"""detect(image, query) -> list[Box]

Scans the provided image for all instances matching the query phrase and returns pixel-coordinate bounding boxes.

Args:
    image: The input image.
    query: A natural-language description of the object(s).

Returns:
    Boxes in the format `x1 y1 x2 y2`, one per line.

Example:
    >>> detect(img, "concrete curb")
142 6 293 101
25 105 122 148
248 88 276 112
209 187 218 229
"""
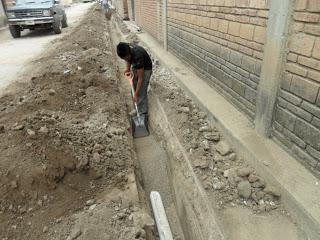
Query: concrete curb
138 32 320 239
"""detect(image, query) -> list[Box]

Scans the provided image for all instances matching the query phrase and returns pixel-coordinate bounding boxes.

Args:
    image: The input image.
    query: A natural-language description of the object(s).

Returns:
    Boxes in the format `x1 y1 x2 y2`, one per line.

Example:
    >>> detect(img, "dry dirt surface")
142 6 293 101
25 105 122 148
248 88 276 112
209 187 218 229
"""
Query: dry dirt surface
0 6 150 240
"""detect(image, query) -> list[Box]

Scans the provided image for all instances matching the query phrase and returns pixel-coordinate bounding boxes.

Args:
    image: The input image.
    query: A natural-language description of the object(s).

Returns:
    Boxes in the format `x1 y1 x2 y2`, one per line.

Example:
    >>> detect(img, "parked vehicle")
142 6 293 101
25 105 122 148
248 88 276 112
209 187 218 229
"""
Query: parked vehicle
5 0 68 38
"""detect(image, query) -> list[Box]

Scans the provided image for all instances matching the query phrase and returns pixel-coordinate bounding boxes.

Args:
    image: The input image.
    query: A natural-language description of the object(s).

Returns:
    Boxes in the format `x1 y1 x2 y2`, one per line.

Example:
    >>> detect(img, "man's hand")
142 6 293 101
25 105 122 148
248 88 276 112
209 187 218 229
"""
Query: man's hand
133 92 139 103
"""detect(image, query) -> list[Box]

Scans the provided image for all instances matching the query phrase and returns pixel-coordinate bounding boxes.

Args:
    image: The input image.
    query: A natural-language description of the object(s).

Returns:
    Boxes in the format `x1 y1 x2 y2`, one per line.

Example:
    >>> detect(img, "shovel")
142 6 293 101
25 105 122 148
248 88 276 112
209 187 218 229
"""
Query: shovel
125 72 149 138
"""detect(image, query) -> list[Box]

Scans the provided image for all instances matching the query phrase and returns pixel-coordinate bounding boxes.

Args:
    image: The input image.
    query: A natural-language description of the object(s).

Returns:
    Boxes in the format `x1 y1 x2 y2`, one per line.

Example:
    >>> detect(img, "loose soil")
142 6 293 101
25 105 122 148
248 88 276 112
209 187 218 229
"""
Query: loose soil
0 6 150 240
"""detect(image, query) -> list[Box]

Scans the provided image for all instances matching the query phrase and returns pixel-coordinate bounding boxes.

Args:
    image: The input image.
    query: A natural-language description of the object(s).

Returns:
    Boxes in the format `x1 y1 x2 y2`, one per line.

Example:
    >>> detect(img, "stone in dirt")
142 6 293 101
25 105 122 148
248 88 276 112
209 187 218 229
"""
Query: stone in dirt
213 180 225 190
237 167 253 177
67 228 82 240
237 180 252 199
264 186 281 198
12 124 24 131
0 125 4 133
200 140 210 151
228 153 237 161
48 89 56 96
215 141 231 156
10 180 18 189
248 174 259 183
204 132 220 141
199 126 211 132
178 107 190 113
39 126 49 134
193 158 209 169
92 152 101 163
251 179 266 188
198 112 207 119
43 226 48 233
27 129 36 138
86 199 96 206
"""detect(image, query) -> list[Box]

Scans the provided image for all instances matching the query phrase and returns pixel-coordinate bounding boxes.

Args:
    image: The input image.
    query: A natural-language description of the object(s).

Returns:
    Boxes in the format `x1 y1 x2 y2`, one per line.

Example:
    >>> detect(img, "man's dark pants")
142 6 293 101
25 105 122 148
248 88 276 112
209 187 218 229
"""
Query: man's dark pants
133 69 152 115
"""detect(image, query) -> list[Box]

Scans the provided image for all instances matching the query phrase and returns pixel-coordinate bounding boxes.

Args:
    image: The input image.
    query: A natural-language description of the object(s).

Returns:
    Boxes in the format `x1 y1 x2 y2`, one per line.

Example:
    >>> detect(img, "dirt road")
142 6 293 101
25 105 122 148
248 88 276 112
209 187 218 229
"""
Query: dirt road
0 3 94 92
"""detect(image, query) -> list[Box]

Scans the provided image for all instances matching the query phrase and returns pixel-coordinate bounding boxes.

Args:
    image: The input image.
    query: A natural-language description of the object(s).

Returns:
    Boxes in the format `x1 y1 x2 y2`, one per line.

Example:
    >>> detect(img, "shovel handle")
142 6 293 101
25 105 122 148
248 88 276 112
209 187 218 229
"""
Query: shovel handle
124 71 140 117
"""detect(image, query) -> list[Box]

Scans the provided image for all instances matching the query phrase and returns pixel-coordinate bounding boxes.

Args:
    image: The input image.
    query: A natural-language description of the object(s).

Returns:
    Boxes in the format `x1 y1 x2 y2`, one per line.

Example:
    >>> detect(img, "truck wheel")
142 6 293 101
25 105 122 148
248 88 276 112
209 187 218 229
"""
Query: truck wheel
9 25 21 38
62 13 68 28
53 16 62 34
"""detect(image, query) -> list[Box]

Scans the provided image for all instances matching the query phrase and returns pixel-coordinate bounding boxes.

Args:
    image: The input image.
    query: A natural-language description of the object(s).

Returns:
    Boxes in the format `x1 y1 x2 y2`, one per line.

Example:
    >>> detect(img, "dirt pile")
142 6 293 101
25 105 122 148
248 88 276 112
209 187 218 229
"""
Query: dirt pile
149 61 283 213
0 5 148 240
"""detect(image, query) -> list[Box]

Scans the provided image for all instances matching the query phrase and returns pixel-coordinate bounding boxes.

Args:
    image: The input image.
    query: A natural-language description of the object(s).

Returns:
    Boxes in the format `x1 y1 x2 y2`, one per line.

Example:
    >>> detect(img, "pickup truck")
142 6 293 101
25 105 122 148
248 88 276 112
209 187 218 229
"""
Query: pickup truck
5 0 68 38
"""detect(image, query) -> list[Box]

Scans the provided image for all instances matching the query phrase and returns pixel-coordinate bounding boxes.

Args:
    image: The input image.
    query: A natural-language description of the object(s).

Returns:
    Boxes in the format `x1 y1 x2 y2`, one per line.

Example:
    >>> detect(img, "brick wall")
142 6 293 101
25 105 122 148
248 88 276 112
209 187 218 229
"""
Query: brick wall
167 0 270 119
132 0 163 43
273 0 320 169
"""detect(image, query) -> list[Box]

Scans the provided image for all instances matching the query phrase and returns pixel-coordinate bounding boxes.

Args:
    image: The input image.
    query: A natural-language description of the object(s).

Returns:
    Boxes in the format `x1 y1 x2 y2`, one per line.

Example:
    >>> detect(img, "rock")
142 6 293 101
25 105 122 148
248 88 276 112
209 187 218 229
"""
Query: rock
179 107 190 113
19 206 27 214
204 132 220 141
93 143 103 153
86 199 96 206
12 124 24 131
228 153 237 161
39 126 49 134
237 181 252 199
264 186 281 198
48 89 56 96
199 126 211 132
92 153 101 163
67 228 82 240
193 158 209 169
213 181 225 190
251 179 266 188
10 180 18 189
89 204 97 210
43 226 48 233
63 69 71 75
237 167 253 177
256 191 265 200
215 141 231 156
248 174 259 183
198 112 207 119
27 129 36 138
0 125 4 133
201 140 210 151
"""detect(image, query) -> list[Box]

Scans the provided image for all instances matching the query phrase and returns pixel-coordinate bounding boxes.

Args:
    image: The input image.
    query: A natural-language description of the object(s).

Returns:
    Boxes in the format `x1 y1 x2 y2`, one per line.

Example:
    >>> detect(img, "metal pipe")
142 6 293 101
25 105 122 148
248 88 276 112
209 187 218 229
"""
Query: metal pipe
150 191 174 240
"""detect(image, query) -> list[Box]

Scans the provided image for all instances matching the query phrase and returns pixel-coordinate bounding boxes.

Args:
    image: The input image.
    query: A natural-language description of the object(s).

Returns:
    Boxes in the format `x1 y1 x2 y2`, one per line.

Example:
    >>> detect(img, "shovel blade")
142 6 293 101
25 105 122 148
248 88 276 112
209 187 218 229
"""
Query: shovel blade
132 114 149 138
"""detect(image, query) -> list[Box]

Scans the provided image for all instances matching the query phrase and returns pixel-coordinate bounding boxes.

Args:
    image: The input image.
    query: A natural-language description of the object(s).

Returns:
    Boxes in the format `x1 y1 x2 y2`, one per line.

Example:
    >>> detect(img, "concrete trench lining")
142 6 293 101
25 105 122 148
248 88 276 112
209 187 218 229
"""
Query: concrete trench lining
148 93 225 240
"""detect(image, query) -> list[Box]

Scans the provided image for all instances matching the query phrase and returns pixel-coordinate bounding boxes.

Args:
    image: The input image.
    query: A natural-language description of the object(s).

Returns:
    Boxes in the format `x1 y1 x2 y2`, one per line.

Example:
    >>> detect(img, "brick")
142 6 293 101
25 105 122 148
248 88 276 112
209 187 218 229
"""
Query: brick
273 130 292 149
224 0 235 7
241 56 256 73
287 53 298 62
290 75 319 103
286 63 307 77
292 22 305 33
229 50 242 66
294 118 320 150
253 51 263 60
241 76 258 89
249 0 267 9
239 16 250 23
249 73 260 83
292 145 318 167
312 38 320 60
254 61 262 75
236 0 249 8
218 19 229 33
244 87 256 104
305 24 320 36
273 121 284 133
294 0 308 10
275 107 297 131
210 18 219 30
239 24 254 40
228 21 241 36
317 93 320 107
278 98 288 108
301 101 320 118
288 33 315 56
249 17 266 26
232 79 246 96
312 117 320 129
253 26 266 44
294 12 320 22
298 56 320 71
280 90 302 106
236 67 250 78
257 10 269 18
238 45 253 56
306 145 320 160
308 0 320 12
281 72 293 91
283 128 307 149
286 102 313 122
308 70 320 83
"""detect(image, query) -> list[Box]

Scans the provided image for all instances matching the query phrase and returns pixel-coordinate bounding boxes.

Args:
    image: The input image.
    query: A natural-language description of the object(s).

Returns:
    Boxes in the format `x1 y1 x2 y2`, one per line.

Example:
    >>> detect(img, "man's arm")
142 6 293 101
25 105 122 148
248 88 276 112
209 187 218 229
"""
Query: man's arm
125 61 131 74
133 68 144 102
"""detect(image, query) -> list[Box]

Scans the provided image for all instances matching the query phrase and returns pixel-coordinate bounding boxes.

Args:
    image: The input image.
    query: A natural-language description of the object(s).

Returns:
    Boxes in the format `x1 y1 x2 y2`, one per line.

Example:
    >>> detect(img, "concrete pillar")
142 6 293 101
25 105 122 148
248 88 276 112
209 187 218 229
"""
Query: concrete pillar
162 0 168 51
254 0 294 137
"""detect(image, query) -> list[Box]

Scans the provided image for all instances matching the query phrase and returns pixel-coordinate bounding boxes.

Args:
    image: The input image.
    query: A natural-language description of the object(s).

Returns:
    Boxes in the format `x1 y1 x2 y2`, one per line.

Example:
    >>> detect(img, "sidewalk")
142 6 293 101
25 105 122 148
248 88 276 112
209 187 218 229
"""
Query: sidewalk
137 31 320 238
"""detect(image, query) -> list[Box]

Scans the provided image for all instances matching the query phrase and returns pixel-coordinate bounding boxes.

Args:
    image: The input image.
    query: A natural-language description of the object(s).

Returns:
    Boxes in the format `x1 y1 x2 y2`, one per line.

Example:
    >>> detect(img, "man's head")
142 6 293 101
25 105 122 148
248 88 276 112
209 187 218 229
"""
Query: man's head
117 42 131 61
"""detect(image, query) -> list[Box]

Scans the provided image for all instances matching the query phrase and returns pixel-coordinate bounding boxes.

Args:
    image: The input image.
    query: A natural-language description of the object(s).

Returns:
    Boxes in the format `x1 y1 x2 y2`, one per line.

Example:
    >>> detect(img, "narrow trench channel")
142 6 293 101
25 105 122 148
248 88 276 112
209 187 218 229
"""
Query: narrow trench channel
134 134 185 240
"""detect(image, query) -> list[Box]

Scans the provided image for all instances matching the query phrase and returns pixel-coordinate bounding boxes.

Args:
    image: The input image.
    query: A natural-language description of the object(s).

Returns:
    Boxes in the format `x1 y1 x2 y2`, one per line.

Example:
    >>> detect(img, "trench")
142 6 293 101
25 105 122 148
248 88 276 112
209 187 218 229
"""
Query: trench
109 18 308 240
